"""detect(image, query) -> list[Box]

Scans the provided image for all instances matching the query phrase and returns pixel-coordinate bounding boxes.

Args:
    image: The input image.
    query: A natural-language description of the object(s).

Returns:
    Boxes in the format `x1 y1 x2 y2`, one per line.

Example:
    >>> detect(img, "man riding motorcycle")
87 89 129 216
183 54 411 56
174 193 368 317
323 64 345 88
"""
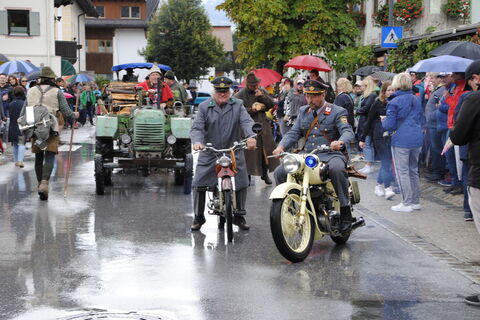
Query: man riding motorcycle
272 79 355 233
190 76 257 231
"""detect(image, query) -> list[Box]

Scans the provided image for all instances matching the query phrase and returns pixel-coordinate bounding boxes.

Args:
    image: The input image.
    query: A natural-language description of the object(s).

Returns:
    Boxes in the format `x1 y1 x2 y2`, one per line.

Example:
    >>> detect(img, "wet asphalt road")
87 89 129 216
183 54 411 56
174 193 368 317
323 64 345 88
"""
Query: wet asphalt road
1 130 480 320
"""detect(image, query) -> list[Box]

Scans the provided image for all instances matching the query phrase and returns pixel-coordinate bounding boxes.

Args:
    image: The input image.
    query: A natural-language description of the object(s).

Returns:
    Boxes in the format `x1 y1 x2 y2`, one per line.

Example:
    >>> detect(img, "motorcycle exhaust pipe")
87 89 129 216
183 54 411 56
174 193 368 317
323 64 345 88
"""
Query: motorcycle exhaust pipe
351 217 365 231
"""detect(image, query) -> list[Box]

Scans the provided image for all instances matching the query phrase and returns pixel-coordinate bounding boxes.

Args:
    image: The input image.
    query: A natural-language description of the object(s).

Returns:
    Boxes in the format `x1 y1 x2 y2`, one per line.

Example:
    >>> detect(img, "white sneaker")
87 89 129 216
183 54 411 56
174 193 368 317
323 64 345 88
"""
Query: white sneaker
391 203 413 212
384 187 395 200
359 165 372 174
411 204 421 210
374 184 385 197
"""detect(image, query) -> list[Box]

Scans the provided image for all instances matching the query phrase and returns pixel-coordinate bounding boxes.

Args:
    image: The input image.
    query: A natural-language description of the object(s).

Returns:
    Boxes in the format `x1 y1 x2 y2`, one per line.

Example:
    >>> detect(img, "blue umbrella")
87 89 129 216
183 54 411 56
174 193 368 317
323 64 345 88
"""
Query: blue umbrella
0 60 39 74
409 55 473 73
68 73 94 83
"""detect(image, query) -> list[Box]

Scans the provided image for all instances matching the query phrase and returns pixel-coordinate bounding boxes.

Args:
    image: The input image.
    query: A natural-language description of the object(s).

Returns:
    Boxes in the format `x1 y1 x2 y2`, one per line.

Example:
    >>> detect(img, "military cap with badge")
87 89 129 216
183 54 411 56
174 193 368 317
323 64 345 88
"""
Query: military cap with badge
211 76 233 92
303 79 328 94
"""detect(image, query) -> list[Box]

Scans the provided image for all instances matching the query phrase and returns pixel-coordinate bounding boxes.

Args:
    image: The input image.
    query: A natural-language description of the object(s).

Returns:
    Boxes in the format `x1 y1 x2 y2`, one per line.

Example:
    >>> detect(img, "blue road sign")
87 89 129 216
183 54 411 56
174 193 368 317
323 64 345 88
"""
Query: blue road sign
382 26 403 48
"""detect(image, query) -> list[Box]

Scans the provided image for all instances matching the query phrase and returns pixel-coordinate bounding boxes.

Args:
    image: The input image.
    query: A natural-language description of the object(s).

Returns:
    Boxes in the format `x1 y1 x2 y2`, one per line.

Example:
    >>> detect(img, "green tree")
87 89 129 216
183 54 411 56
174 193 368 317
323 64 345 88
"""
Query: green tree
141 0 225 81
386 38 441 73
327 45 376 76
217 0 361 72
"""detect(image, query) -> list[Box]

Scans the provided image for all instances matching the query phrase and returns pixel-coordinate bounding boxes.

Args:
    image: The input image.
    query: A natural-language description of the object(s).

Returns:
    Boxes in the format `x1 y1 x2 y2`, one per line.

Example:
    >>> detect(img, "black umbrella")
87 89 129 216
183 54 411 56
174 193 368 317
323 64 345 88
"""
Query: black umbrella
430 41 480 60
353 65 382 77
370 71 397 81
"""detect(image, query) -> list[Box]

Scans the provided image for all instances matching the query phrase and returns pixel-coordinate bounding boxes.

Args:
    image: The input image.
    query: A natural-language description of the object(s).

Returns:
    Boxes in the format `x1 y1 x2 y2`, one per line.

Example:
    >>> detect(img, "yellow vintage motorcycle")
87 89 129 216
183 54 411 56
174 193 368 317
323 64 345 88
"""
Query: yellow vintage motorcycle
268 145 365 263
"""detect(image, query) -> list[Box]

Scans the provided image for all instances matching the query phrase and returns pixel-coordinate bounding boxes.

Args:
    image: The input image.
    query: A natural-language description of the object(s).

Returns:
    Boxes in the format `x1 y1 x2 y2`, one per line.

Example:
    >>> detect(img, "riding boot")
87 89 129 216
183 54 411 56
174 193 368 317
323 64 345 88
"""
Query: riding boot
191 189 206 231
339 206 353 233
260 160 272 185
233 188 250 230
38 180 49 201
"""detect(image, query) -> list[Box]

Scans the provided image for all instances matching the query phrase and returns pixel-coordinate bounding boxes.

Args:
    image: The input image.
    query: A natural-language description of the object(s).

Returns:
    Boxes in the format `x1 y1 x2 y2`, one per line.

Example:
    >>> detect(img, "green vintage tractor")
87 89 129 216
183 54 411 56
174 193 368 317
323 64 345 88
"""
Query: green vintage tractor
94 84 193 195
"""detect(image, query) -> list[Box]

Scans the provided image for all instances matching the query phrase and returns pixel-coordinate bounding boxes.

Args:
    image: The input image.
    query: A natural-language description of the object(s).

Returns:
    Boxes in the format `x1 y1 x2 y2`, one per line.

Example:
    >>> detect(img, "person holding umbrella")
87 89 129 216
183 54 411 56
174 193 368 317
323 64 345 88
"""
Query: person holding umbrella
234 72 279 184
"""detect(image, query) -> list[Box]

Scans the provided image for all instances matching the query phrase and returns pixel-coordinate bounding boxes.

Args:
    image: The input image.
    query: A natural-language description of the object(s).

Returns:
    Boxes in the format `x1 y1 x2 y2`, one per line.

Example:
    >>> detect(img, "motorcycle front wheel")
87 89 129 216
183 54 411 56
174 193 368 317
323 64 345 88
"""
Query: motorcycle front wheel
224 190 233 242
270 190 315 263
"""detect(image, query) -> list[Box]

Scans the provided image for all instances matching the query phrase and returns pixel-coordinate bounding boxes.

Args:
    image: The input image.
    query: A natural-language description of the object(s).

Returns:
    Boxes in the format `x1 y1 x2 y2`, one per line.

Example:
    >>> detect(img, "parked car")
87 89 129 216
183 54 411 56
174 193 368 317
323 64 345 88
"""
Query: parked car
193 91 211 106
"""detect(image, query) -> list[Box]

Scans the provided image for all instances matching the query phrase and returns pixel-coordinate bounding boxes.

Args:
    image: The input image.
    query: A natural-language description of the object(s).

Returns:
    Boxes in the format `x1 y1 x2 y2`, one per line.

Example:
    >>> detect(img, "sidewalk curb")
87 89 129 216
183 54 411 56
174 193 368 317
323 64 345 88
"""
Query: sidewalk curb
357 204 480 285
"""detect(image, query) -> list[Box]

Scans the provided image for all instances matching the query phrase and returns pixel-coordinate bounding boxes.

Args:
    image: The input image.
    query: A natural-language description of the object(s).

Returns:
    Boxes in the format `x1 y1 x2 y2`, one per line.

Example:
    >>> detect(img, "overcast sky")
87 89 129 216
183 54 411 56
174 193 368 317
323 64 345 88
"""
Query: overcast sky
202 0 231 26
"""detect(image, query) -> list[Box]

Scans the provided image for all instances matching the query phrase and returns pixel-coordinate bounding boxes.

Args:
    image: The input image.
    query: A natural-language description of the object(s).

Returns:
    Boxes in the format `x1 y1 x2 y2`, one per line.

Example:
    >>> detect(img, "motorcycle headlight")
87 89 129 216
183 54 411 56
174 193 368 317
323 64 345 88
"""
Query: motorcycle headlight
167 135 177 145
218 156 231 168
305 154 319 168
121 134 132 145
283 155 301 173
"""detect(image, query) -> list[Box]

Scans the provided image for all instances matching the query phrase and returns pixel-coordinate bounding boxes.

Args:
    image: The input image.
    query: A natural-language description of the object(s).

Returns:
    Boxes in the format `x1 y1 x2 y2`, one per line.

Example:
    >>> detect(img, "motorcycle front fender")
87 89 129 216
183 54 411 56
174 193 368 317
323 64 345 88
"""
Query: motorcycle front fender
269 182 302 200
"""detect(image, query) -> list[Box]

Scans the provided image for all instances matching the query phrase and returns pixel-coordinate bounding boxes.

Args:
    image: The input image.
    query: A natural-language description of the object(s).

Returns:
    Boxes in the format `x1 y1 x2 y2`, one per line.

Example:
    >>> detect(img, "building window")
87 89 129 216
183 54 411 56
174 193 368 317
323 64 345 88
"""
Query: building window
8 10 29 35
348 0 365 14
98 40 112 53
373 0 379 14
96 6 104 18
121 6 140 19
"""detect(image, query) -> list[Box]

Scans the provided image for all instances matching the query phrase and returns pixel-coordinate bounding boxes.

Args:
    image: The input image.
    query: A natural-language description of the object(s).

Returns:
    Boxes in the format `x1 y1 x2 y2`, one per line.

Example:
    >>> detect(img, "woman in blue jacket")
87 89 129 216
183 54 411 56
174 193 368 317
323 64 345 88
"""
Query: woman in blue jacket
383 73 425 212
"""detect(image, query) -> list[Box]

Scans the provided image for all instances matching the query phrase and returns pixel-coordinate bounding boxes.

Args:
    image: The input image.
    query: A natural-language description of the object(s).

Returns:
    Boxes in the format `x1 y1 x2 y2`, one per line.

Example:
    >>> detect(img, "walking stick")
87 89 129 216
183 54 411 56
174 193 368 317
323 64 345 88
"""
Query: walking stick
64 100 79 198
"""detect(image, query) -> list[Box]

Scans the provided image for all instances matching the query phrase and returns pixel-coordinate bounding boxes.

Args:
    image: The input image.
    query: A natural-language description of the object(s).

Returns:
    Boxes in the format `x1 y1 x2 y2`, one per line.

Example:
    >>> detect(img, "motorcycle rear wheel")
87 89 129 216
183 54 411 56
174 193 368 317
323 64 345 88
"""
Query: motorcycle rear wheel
270 190 314 263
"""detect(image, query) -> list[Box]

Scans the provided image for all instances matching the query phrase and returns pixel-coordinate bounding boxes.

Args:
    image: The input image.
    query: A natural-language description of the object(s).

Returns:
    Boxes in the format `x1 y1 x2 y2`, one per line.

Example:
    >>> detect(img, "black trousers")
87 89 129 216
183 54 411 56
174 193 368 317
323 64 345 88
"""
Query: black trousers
86 104 95 124
35 151 56 182
273 156 350 207
194 187 247 218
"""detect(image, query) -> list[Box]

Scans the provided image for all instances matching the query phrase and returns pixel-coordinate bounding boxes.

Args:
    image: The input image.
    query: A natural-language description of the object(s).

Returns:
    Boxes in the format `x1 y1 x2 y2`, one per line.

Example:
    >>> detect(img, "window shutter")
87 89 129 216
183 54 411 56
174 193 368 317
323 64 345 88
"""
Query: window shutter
29 11 40 36
0 11 8 35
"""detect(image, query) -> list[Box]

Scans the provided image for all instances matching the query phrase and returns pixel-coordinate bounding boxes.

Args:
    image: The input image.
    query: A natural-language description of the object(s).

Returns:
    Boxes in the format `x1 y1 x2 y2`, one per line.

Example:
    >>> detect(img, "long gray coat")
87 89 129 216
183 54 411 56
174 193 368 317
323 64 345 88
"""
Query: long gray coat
191 97 255 190
234 88 280 175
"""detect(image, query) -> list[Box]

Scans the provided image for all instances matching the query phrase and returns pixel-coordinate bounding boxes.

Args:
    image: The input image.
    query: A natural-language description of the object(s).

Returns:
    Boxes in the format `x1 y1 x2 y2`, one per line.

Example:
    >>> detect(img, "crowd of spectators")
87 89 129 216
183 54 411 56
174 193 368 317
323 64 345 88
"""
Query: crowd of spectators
271 63 479 221
1 61 478 224
0 71 104 167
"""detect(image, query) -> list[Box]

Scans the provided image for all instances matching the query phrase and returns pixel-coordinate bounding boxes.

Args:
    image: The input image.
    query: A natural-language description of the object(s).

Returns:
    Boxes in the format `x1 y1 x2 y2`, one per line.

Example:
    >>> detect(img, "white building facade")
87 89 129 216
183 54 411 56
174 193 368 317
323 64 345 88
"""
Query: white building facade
0 0 61 74
112 28 150 80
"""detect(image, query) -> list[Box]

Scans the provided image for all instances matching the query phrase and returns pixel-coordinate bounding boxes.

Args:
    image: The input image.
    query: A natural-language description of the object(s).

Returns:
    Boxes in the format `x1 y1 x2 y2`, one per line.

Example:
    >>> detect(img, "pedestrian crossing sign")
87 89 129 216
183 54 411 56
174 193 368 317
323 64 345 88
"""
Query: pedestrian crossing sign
381 26 403 48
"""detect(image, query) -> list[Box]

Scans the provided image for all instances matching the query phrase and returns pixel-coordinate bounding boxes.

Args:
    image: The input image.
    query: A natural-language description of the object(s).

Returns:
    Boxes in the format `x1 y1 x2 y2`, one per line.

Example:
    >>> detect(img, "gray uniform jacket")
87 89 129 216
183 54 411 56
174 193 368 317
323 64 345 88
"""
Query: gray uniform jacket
191 97 255 190
279 104 354 162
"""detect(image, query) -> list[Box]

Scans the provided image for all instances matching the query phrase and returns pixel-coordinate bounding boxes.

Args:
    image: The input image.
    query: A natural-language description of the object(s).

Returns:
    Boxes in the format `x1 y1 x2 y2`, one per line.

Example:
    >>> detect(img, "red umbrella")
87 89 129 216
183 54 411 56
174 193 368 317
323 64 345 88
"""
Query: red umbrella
63 92 74 99
284 55 332 72
240 68 283 87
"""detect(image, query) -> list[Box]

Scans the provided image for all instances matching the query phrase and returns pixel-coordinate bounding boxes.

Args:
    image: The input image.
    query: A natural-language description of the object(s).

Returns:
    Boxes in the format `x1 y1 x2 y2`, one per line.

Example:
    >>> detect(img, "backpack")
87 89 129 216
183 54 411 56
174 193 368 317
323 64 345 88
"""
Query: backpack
17 86 58 150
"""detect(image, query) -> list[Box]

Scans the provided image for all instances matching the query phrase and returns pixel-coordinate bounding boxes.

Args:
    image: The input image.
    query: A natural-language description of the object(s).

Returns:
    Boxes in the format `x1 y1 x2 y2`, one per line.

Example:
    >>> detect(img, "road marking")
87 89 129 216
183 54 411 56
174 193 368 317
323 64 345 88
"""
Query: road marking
58 145 82 152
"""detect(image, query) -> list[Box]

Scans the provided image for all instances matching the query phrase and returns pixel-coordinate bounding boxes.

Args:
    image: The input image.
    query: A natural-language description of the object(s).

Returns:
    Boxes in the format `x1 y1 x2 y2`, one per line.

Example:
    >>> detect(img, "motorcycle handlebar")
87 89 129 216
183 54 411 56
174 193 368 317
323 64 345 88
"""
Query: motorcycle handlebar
267 144 333 158
198 134 257 154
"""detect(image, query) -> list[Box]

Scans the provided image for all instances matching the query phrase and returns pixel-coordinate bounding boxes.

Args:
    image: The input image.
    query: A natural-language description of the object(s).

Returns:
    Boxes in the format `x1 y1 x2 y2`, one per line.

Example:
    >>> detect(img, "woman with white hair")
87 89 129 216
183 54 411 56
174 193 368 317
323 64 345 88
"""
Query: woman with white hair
383 72 425 212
